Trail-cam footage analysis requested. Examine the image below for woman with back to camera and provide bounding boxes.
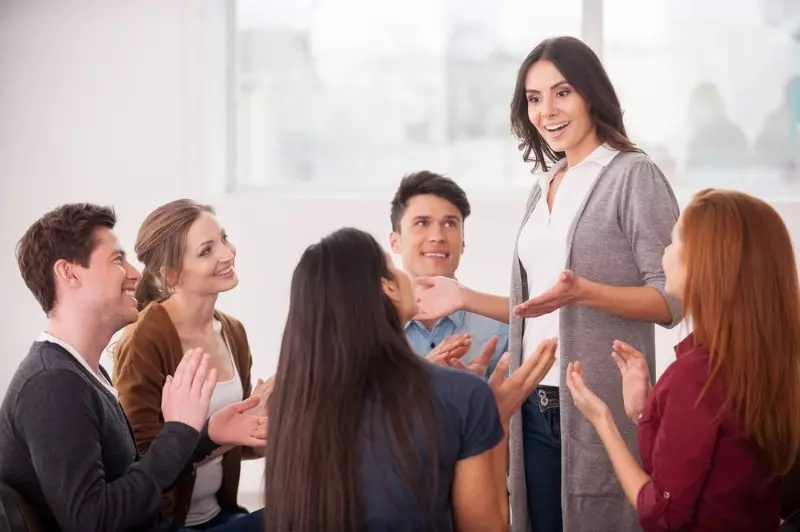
[263,227,558,531]
[413,36,682,531]
[567,189,800,531]
[114,199,270,531]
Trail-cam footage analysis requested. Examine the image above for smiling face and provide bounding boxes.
[389,194,464,279]
[67,227,141,330]
[170,211,238,297]
[524,59,598,157]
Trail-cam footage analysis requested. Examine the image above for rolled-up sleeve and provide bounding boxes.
[619,158,683,328]
[636,364,720,530]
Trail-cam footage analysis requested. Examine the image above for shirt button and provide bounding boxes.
[663,491,671,499]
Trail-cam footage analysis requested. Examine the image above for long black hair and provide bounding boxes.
[264,227,439,530]
[510,36,639,172]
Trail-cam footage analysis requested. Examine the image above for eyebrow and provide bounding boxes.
[525,79,570,94]
[195,229,226,252]
[412,215,461,222]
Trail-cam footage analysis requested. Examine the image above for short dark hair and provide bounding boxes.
[390,171,471,232]
[510,36,639,173]
[16,203,117,314]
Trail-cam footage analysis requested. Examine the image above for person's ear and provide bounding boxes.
[381,276,401,304]
[53,259,81,289]
[389,231,401,254]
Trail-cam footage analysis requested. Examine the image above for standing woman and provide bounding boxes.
[567,189,800,531]
[414,36,681,532]
[114,199,267,531]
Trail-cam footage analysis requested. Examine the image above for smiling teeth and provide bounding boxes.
[215,266,233,276]
[545,122,569,132]
[124,290,137,302]
[424,253,446,258]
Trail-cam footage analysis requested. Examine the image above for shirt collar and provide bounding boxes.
[38,331,118,398]
[406,309,466,332]
[674,333,705,359]
[537,143,620,187]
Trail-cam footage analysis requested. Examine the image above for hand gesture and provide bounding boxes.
[489,338,557,425]
[513,270,580,319]
[209,395,268,448]
[243,375,275,417]
[565,361,612,426]
[161,348,218,432]
[414,276,466,321]
[611,341,651,422]
[446,336,498,377]
[426,334,472,366]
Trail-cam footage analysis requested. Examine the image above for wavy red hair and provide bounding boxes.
[681,189,800,475]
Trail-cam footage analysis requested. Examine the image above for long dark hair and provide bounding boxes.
[510,36,639,172]
[264,228,439,530]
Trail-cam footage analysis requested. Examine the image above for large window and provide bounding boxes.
[602,0,800,200]
[234,0,582,191]
[234,0,800,197]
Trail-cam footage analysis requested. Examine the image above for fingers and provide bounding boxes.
[611,352,627,375]
[566,361,588,398]
[513,295,550,318]
[565,361,578,395]
[201,368,218,402]
[235,395,261,413]
[613,340,643,361]
[176,348,202,390]
[488,353,510,388]
[190,353,210,397]
[415,276,435,289]
[475,336,498,366]
[448,358,467,370]
[172,348,199,389]
[525,339,557,390]
[515,338,556,381]
[162,375,173,402]
[426,335,471,362]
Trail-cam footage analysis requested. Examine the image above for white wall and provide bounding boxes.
[2,0,800,505]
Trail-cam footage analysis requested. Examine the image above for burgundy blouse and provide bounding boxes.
[635,334,781,531]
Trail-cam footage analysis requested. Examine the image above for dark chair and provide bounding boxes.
[0,483,44,532]
[780,510,800,532]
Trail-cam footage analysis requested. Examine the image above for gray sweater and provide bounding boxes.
[507,151,682,532]
[0,341,217,532]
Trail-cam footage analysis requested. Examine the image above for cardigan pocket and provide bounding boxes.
[564,435,623,496]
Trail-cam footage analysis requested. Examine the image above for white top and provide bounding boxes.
[185,319,244,527]
[517,144,619,386]
[38,331,118,399]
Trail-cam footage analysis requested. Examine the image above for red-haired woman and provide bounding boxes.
[567,188,800,531]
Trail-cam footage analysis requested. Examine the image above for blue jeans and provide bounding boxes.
[521,386,562,532]
[173,508,263,532]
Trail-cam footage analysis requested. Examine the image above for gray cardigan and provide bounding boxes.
[507,151,682,532]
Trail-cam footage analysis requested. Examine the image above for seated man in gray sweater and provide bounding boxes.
[0,203,266,532]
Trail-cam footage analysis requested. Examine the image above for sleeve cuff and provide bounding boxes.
[636,478,671,531]
[191,419,221,462]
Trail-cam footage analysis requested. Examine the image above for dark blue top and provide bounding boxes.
[359,364,504,531]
